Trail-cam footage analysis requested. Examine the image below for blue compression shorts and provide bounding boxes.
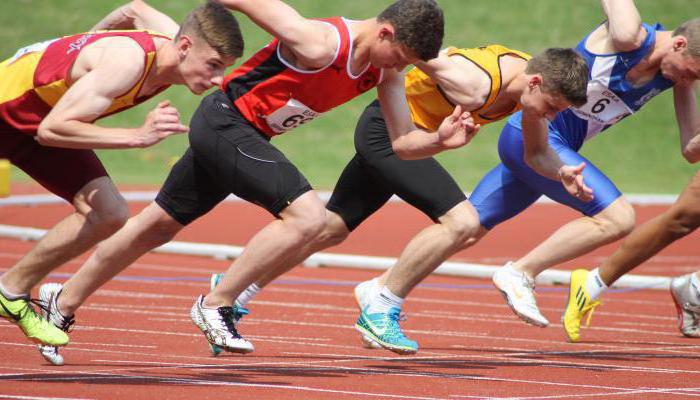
[470,122,622,229]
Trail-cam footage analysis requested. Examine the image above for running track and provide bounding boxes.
[1,186,699,399]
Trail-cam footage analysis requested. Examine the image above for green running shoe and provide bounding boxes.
[355,307,418,355]
[0,290,69,346]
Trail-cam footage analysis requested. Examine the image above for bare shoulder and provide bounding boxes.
[70,36,147,92]
[433,52,491,109]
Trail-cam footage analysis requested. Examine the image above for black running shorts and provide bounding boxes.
[156,91,312,225]
[327,100,467,231]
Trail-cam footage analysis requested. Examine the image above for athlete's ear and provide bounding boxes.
[378,24,396,42]
[177,34,194,59]
[528,74,543,90]
[673,36,689,53]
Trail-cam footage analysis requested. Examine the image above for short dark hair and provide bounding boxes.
[178,1,244,59]
[377,0,444,61]
[526,48,589,107]
[673,18,700,59]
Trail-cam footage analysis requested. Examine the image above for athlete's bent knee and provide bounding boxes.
[598,199,636,240]
[665,205,700,239]
[440,203,481,248]
[89,199,129,237]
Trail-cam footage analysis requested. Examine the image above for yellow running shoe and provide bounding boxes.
[563,269,601,343]
[0,291,69,346]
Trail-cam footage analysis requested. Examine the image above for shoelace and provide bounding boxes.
[234,307,249,322]
[31,298,76,332]
[387,309,408,323]
[583,301,602,326]
[218,306,242,338]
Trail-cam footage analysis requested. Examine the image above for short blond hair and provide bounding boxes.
[178,1,243,58]
[673,18,700,59]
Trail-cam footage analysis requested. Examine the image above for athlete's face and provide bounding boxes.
[660,42,700,85]
[370,26,419,71]
[178,36,236,95]
[521,77,572,120]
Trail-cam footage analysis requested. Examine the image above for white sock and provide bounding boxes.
[0,282,26,299]
[690,273,700,301]
[235,283,260,308]
[366,286,404,314]
[585,268,607,301]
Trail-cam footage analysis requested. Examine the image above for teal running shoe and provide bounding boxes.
[355,307,418,355]
[208,273,249,356]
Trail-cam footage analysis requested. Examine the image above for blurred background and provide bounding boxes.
[1,0,696,193]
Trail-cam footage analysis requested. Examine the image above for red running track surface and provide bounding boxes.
[1,190,699,399]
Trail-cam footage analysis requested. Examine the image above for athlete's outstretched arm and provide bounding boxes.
[37,38,187,149]
[600,0,646,52]
[521,110,594,201]
[216,0,336,68]
[91,0,179,37]
[379,70,478,159]
[674,82,700,163]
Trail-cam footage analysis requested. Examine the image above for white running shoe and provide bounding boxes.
[353,279,381,349]
[190,295,254,354]
[670,274,700,338]
[37,283,75,366]
[492,262,549,327]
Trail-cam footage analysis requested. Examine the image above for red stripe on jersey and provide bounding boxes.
[222,17,382,136]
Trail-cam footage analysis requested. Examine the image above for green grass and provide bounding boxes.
[2,0,698,192]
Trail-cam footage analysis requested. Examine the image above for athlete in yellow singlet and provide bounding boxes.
[197,43,592,356]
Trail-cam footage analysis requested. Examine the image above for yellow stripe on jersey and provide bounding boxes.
[405,44,531,131]
[0,53,43,105]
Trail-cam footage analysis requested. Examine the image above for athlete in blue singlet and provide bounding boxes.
[466,0,700,337]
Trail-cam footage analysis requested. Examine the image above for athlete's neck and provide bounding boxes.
[500,57,529,104]
[143,39,182,94]
[347,18,375,75]
[626,31,670,85]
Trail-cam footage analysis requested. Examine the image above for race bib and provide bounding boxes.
[8,38,58,64]
[571,81,632,126]
[265,98,321,134]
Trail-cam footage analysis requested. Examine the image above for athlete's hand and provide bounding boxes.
[437,105,481,149]
[137,101,189,147]
[558,162,594,202]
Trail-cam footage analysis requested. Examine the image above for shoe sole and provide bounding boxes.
[493,282,548,328]
[354,323,417,355]
[669,282,697,338]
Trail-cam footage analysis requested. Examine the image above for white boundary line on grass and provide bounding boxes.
[0,222,671,290]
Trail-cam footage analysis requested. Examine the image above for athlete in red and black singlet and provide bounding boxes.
[0,30,170,200]
[156,17,384,224]
[222,17,383,136]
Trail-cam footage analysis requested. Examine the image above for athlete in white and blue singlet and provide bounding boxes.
[469,0,700,333]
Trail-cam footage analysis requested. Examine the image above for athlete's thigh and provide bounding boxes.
[7,132,107,202]
[155,147,229,226]
[498,123,621,217]
[368,153,466,222]
[326,154,394,231]
[469,163,541,229]
[190,91,312,217]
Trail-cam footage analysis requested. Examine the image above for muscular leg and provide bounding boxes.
[382,201,482,298]
[204,190,326,308]
[516,196,635,279]
[0,176,128,294]
[599,171,700,285]
[254,210,350,288]
[58,202,183,315]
